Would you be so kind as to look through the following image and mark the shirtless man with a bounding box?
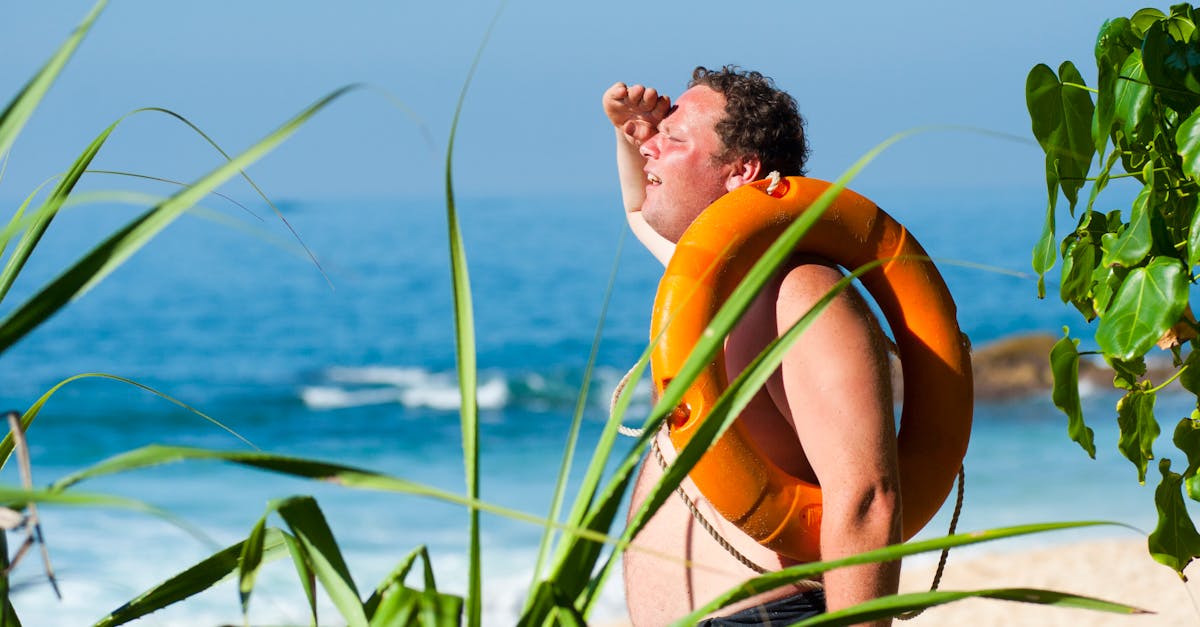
[605,66,900,626]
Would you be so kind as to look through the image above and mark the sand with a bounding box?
[597,538,1200,625]
[897,538,1200,626]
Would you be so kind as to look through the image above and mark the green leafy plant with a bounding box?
[0,1,1156,625]
[1027,3,1200,575]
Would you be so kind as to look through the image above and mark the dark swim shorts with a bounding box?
[696,589,826,626]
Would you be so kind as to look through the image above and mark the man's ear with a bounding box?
[725,155,763,191]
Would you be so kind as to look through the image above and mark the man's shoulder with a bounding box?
[774,258,849,307]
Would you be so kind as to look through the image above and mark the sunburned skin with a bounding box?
[603,77,901,626]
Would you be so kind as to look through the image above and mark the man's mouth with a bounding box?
[646,172,662,185]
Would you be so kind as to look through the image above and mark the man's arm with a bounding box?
[602,81,674,265]
[773,263,901,625]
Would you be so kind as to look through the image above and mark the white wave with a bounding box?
[398,376,509,410]
[301,367,509,411]
[300,385,401,410]
[325,365,429,386]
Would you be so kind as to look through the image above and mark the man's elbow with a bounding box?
[829,481,902,543]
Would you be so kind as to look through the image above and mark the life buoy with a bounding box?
[650,176,972,563]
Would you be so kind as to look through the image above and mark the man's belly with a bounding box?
[622,426,817,626]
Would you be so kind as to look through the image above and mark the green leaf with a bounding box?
[1148,459,1200,575]
[1142,18,1200,114]
[1114,50,1154,144]
[1172,416,1200,500]
[1108,355,1147,391]
[1025,63,1094,211]
[1100,185,1152,268]
[1183,350,1200,396]
[1186,189,1200,267]
[1085,149,1121,217]
[93,529,289,627]
[275,496,367,627]
[1131,8,1168,38]
[1056,61,1096,209]
[1050,329,1095,458]
[1060,239,1098,318]
[1094,17,1137,154]
[1096,256,1189,360]
[1091,257,1127,316]
[1033,151,1060,298]
[1116,390,1160,483]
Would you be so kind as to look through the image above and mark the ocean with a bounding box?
[0,187,1188,624]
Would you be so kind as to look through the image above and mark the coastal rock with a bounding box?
[969,333,1110,400]
[889,332,1178,401]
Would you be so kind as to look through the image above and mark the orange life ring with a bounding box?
[650,176,972,563]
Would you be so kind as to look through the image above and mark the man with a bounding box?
[605,66,900,626]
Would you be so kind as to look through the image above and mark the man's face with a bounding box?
[639,85,737,243]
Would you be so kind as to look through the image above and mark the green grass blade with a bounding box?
[274,496,367,627]
[365,546,464,627]
[0,84,359,356]
[237,514,269,618]
[790,587,1146,626]
[281,531,319,626]
[364,546,424,618]
[0,0,106,160]
[0,485,219,551]
[521,581,587,627]
[671,521,1135,624]
[530,228,626,587]
[0,121,116,305]
[46,445,634,553]
[416,547,459,627]
[85,169,261,218]
[133,106,330,285]
[0,100,317,306]
[59,188,319,265]
[91,527,289,627]
[370,587,420,626]
[0,177,60,263]
[0,372,257,472]
[527,345,657,625]
[0,531,21,627]
[444,6,505,627]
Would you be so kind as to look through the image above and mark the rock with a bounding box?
[888,332,1179,401]
[970,333,1064,400]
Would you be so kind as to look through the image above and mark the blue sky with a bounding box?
[1,1,1144,202]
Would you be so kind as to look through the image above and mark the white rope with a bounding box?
[612,364,644,437]
[765,170,782,194]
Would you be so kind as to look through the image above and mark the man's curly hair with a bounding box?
[689,65,809,177]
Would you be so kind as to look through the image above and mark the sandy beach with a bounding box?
[897,538,1200,626]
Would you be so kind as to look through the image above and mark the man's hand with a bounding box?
[603,82,670,147]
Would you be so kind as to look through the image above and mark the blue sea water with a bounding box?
[0,187,1189,624]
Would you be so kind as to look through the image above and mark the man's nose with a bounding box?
[639,134,660,159]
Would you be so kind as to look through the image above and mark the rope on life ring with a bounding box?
[650,176,973,562]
